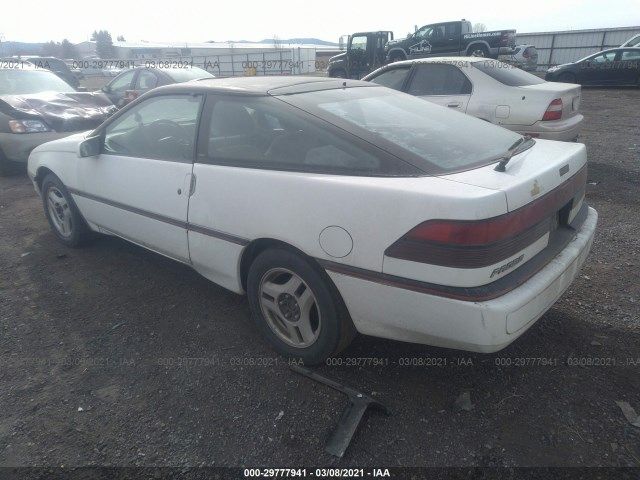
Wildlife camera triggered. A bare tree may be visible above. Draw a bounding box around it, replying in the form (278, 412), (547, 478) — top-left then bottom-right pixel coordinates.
(473, 23), (487, 33)
(272, 35), (283, 50)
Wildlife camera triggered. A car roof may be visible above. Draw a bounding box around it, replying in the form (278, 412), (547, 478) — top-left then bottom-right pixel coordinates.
(149, 76), (375, 96)
(595, 47), (640, 54)
(378, 56), (488, 68)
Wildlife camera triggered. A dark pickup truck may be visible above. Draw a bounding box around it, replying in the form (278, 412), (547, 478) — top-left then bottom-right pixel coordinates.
(385, 20), (516, 62)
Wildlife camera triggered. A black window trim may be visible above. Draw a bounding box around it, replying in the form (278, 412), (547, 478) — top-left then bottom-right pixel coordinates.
(404, 62), (473, 97)
(97, 92), (205, 164)
(195, 92), (423, 177)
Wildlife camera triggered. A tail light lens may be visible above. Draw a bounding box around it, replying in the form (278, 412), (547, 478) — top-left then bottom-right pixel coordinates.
(385, 166), (587, 268)
(522, 48), (530, 59)
(542, 98), (563, 121)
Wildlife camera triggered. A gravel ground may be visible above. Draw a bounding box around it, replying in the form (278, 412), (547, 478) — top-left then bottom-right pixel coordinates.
(0, 87), (638, 470)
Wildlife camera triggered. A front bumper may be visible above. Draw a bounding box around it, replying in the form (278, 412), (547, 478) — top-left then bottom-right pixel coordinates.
(0, 131), (79, 163)
(328, 207), (597, 353)
(508, 114), (584, 142)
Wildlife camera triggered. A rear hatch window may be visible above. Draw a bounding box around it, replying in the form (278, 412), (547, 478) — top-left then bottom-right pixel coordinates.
(473, 60), (545, 86)
(279, 86), (524, 175)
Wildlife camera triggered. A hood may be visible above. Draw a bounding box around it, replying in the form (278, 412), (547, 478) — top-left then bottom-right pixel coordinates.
(329, 52), (346, 63)
(31, 131), (90, 154)
(0, 91), (116, 132)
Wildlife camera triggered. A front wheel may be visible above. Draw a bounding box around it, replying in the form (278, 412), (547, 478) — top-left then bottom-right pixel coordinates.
(247, 248), (355, 365)
(41, 173), (92, 247)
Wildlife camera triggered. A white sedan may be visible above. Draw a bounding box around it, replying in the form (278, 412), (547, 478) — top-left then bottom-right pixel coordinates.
(28, 77), (597, 364)
(363, 57), (583, 142)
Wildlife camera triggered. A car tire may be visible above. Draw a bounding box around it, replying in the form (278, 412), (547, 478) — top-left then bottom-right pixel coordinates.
(247, 248), (356, 365)
(468, 45), (489, 57)
(41, 173), (92, 247)
(330, 69), (347, 78)
(558, 72), (576, 84)
(388, 52), (406, 63)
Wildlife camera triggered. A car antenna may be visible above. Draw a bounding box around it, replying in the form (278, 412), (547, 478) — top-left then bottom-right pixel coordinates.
(495, 135), (532, 172)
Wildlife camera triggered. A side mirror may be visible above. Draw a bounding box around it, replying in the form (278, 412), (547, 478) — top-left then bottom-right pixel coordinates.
(78, 135), (102, 158)
(101, 84), (111, 93)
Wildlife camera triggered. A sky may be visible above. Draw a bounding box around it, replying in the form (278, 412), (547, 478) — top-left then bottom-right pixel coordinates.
(1, 0), (639, 44)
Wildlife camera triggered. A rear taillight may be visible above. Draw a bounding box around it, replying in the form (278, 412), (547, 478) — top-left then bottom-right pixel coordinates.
(385, 166), (587, 268)
(522, 48), (530, 59)
(542, 98), (563, 121)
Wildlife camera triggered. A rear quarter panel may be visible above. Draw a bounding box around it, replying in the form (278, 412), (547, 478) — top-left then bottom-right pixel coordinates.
(188, 164), (508, 286)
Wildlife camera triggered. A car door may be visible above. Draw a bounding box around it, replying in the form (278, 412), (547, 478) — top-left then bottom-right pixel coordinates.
(76, 93), (203, 263)
(366, 65), (412, 91)
(408, 25), (435, 59)
(347, 34), (373, 79)
(578, 51), (618, 85)
(103, 69), (136, 107)
(440, 22), (462, 55)
(405, 63), (472, 113)
(618, 49), (640, 85)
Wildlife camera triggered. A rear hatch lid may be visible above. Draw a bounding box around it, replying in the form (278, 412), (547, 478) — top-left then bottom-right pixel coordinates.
(442, 139), (586, 211)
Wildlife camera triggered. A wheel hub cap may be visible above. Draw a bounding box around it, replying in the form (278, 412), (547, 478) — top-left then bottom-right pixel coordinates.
(277, 293), (301, 322)
(258, 268), (321, 348)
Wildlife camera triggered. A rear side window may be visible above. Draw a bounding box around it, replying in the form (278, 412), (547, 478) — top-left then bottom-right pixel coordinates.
(621, 50), (640, 61)
(407, 64), (472, 95)
(473, 60), (545, 86)
(135, 70), (158, 90)
(368, 66), (410, 91)
(197, 95), (415, 176)
(104, 94), (202, 161)
(281, 86), (523, 174)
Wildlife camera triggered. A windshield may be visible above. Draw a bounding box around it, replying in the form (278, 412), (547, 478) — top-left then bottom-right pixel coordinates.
(0, 68), (74, 95)
(279, 86), (523, 174)
(472, 60), (545, 86)
(166, 67), (214, 82)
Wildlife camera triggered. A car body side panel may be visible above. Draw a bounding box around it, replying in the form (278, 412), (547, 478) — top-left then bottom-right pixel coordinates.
(187, 163), (507, 290)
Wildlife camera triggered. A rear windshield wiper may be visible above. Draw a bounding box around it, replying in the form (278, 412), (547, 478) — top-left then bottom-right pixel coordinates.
(494, 135), (533, 172)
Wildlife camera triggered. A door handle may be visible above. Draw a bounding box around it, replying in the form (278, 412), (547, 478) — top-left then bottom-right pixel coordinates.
(447, 102), (461, 108)
(188, 174), (197, 196)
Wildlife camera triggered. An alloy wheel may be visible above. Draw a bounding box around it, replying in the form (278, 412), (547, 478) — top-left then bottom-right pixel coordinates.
(46, 187), (73, 238)
(258, 268), (321, 348)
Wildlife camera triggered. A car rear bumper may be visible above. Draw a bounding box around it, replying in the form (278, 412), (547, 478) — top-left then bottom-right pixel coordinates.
(0, 131), (79, 163)
(327, 206), (597, 353)
(510, 114), (584, 142)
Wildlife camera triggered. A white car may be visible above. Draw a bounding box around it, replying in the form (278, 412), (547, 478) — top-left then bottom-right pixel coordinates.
(500, 44), (538, 71)
(363, 57), (583, 142)
(28, 77), (597, 364)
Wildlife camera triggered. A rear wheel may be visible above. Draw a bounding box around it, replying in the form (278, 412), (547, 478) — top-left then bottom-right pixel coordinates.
(558, 72), (576, 83)
(247, 248), (355, 365)
(388, 52), (406, 63)
(41, 173), (92, 247)
(468, 45), (489, 57)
